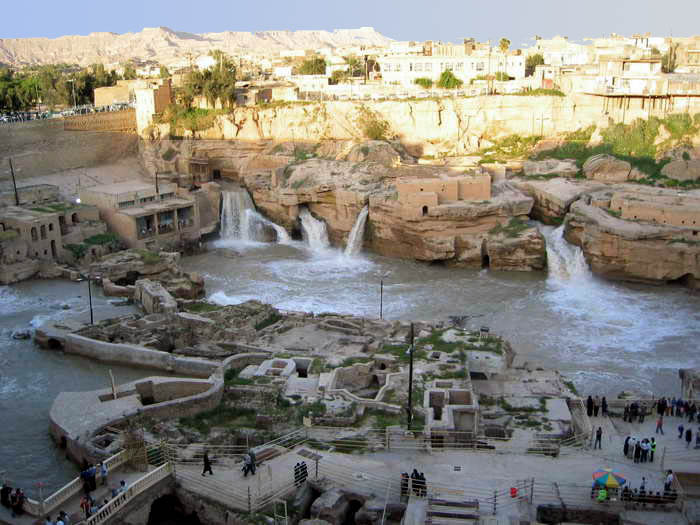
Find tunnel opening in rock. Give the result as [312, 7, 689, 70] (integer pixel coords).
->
[115, 270, 141, 287]
[47, 338, 63, 350]
[343, 499, 364, 525]
[147, 494, 201, 525]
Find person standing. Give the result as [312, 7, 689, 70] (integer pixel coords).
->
[650, 438, 656, 462]
[634, 441, 641, 464]
[686, 428, 693, 449]
[80, 496, 91, 520]
[623, 404, 630, 422]
[202, 450, 213, 477]
[242, 454, 252, 478]
[639, 403, 646, 424]
[587, 396, 593, 417]
[679, 423, 685, 439]
[656, 415, 665, 435]
[99, 462, 108, 486]
[640, 439, 649, 463]
[623, 436, 630, 457]
[594, 427, 603, 449]
[247, 449, 257, 476]
[670, 397, 677, 417]
[664, 470, 674, 492]
[602, 397, 608, 417]
[593, 396, 600, 417]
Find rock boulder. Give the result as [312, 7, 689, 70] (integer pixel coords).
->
[522, 159, 579, 178]
[583, 154, 633, 182]
[661, 159, 700, 182]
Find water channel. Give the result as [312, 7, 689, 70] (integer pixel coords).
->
[2, 216, 699, 497]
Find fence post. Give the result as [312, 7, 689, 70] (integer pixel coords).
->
[661, 446, 666, 471]
[493, 488, 497, 515]
[386, 428, 390, 451]
[530, 478, 535, 504]
[248, 486, 252, 516]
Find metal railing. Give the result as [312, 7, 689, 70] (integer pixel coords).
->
[83, 462, 173, 525]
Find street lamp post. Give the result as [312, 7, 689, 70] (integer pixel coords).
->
[8, 158, 19, 205]
[86, 273, 94, 325]
[406, 322, 415, 430]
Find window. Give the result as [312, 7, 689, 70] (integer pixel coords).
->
[415, 63, 423, 72]
[140, 196, 155, 204]
[118, 200, 135, 209]
[425, 63, 432, 72]
[160, 193, 175, 200]
[384, 63, 391, 72]
[395, 63, 402, 72]
[476, 62, 485, 71]
[409, 63, 413, 72]
[48, 223, 53, 232]
[456, 62, 464, 71]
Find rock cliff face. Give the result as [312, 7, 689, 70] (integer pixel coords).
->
[565, 198, 700, 286]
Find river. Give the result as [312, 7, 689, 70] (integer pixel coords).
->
[2, 225, 699, 498]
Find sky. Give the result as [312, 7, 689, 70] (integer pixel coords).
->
[2, 0, 700, 46]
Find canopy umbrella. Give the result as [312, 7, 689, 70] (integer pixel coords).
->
[593, 468, 626, 488]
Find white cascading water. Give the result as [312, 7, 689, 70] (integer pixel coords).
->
[542, 225, 592, 283]
[299, 207, 331, 252]
[220, 190, 290, 243]
[344, 205, 369, 256]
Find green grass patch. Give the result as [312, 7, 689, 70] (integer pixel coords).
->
[255, 312, 282, 331]
[381, 343, 427, 363]
[489, 217, 530, 238]
[514, 88, 565, 97]
[224, 368, 254, 386]
[480, 134, 542, 163]
[416, 328, 461, 353]
[0, 230, 19, 241]
[179, 404, 257, 434]
[668, 238, 700, 246]
[136, 249, 162, 265]
[184, 302, 222, 314]
[340, 356, 374, 367]
[605, 209, 622, 218]
[84, 232, 119, 245]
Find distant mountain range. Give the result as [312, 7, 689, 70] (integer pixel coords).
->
[0, 26, 394, 69]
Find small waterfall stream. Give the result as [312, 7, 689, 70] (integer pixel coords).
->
[220, 189, 290, 243]
[344, 205, 369, 256]
[542, 225, 592, 283]
[299, 207, 330, 252]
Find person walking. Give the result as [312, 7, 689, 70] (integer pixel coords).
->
[650, 438, 656, 462]
[201, 450, 213, 477]
[679, 423, 685, 439]
[593, 396, 600, 417]
[670, 397, 677, 417]
[587, 396, 593, 417]
[242, 453, 252, 477]
[602, 397, 608, 417]
[656, 415, 665, 435]
[623, 436, 630, 457]
[594, 427, 603, 449]
[686, 428, 693, 449]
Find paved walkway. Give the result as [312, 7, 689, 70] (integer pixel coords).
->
[0, 466, 150, 525]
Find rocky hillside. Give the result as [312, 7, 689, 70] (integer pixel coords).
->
[0, 26, 393, 68]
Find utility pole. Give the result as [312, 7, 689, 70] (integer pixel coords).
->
[87, 274, 94, 325]
[8, 159, 19, 206]
[379, 279, 383, 320]
[406, 323, 415, 430]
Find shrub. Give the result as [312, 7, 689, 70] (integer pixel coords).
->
[414, 77, 433, 89]
[297, 58, 326, 75]
[65, 243, 87, 259]
[84, 233, 119, 246]
[525, 53, 545, 76]
[356, 106, 391, 141]
[136, 249, 162, 265]
[255, 312, 282, 331]
[437, 70, 463, 89]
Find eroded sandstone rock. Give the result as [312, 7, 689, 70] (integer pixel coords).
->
[583, 154, 633, 182]
[661, 159, 700, 181]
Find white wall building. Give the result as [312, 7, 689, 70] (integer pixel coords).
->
[378, 53, 525, 86]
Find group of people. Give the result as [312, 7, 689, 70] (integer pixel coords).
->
[293, 462, 309, 487]
[623, 436, 657, 463]
[80, 462, 108, 493]
[400, 470, 428, 498]
[623, 401, 648, 423]
[0, 484, 26, 518]
[593, 473, 678, 507]
[677, 424, 700, 448]
[44, 510, 71, 525]
[586, 396, 608, 418]
[79, 480, 128, 520]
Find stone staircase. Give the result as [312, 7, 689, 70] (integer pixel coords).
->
[425, 497, 480, 524]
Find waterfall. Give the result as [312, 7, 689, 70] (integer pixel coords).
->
[220, 190, 290, 243]
[344, 206, 369, 256]
[541, 225, 592, 283]
[299, 207, 330, 251]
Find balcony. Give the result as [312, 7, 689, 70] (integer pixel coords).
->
[137, 228, 156, 240]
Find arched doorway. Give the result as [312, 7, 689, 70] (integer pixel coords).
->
[422, 206, 428, 216]
[71, 212, 79, 224]
[40, 224, 47, 239]
[31, 227, 38, 241]
[50, 239, 57, 258]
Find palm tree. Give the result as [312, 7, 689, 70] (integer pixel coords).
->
[499, 38, 511, 54]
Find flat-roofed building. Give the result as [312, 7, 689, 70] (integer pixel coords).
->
[79, 181, 200, 249]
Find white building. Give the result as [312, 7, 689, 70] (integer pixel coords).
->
[378, 53, 526, 86]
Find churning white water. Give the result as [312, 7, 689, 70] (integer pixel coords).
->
[543, 225, 592, 283]
[300, 207, 331, 252]
[344, 206, 369, 256]
[219, 189, 290, 244]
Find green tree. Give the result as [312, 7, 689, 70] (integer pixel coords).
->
[662, 43, 679, 74]
[344, 55, 364, 77]
[297, 57, 326, 75]
[122, 63, 138, 80]
[525, 53, 545, 76]
[499, 38, 511, 53]
[330, 69, 349, 85]
[437, 70, 463, 89]
[159, 65, 170, 78]
[414, 77, 433, 89]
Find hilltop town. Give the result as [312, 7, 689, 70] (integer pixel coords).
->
[1, 25, 700, 525]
